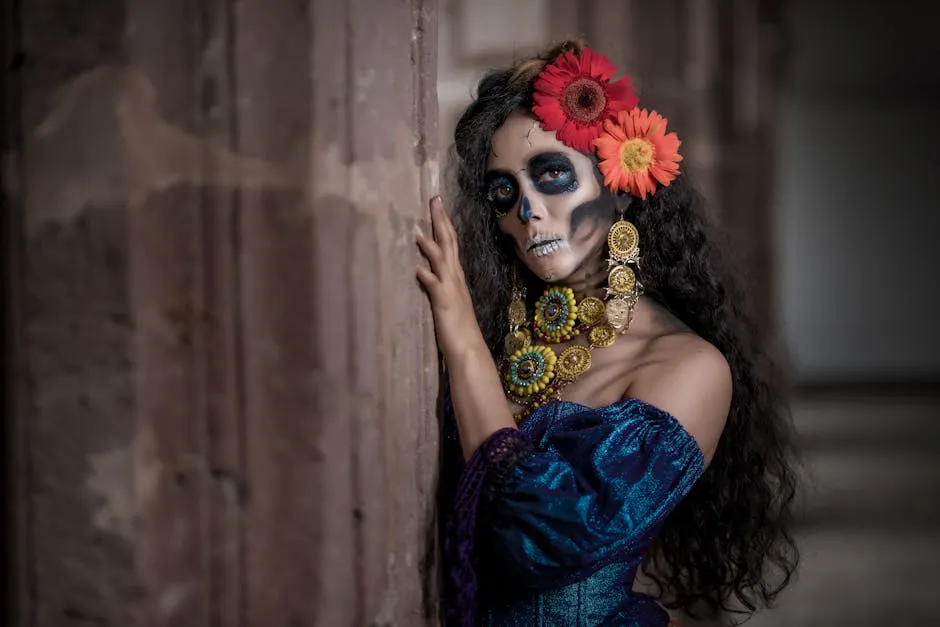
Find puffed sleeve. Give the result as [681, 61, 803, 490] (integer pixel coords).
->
[477, 399, 705, 589]
[442, 398, 705, 627]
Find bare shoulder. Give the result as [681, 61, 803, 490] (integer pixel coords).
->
[627, 325, 732, 465]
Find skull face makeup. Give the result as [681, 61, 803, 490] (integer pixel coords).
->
[486, 112, 618, 283]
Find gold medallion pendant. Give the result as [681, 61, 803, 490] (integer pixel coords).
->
[577, 296, 606, 326]
[503, 328, 531, 355]
[508, 299, 527, 326]
[607, 220, 639, 263]
[607, 265, 636, 296]
[557, 345, 592, 379]
[588, 322, 616, 348]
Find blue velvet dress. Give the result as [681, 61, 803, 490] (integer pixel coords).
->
[442, 397, 704, 627]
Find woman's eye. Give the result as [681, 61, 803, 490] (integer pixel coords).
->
[494, 184, 513, 199]
[485, 176, 519, 214]
[536, 167, 575, 189]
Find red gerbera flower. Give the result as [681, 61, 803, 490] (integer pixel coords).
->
[532, 48, 639, 152]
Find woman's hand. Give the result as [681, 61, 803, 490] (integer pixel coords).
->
[416, 196, 487, 362]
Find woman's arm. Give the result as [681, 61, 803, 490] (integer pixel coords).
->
[445, 343, 517, 460]
[416, 196, 516, 459]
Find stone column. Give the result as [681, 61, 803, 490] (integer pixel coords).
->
[4, 0, 440, 625]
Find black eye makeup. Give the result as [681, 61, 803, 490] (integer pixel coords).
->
[529, 152, 579, 194]
[484, 172, 520, 216]
[483, 152, 580, 218]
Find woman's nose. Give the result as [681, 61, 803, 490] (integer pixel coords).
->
[518, 195, 533, 222]
[517, 191, 546, 224]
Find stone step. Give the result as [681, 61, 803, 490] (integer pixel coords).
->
[747, 529, 940, 626]
[689, 393, 940, 624]
[789, 394, 940, 529]
[796, 446, 940, 530]
[791, 394, 940, 442]
[677, 393, 940, 625]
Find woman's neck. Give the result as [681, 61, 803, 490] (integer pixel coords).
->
[552, 250, 608, 301]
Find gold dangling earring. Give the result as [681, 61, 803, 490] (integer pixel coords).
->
[503, 263, 531, 356]
[602, 214, 644, 337]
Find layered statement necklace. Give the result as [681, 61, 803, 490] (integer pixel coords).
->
[500, 219, 644, 421]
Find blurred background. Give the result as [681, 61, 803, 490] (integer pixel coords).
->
[4, 0, 939, 625]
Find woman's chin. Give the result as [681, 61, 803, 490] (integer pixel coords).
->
[520, 253, 579, 284]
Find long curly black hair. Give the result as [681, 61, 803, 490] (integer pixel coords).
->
[447, 40, 799, 620]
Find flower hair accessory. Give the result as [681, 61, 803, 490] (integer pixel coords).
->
[532, 48, 638, 153]
[594, 108, 682, 199]
[532, 47, 682, 199]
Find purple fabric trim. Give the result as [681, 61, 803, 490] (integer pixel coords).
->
[444, 427, 533, 627]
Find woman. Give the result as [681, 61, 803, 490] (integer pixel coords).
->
[417, 40, 798, 626]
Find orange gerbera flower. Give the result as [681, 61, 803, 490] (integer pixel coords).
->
[593, 108, 682, 199]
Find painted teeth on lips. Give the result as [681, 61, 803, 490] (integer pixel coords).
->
[528, 237, 568, 257]
[531, 240, 562, 257]
[526, 234, 561, 251]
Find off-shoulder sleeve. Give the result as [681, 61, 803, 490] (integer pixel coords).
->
[478, 399, 704, 589]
